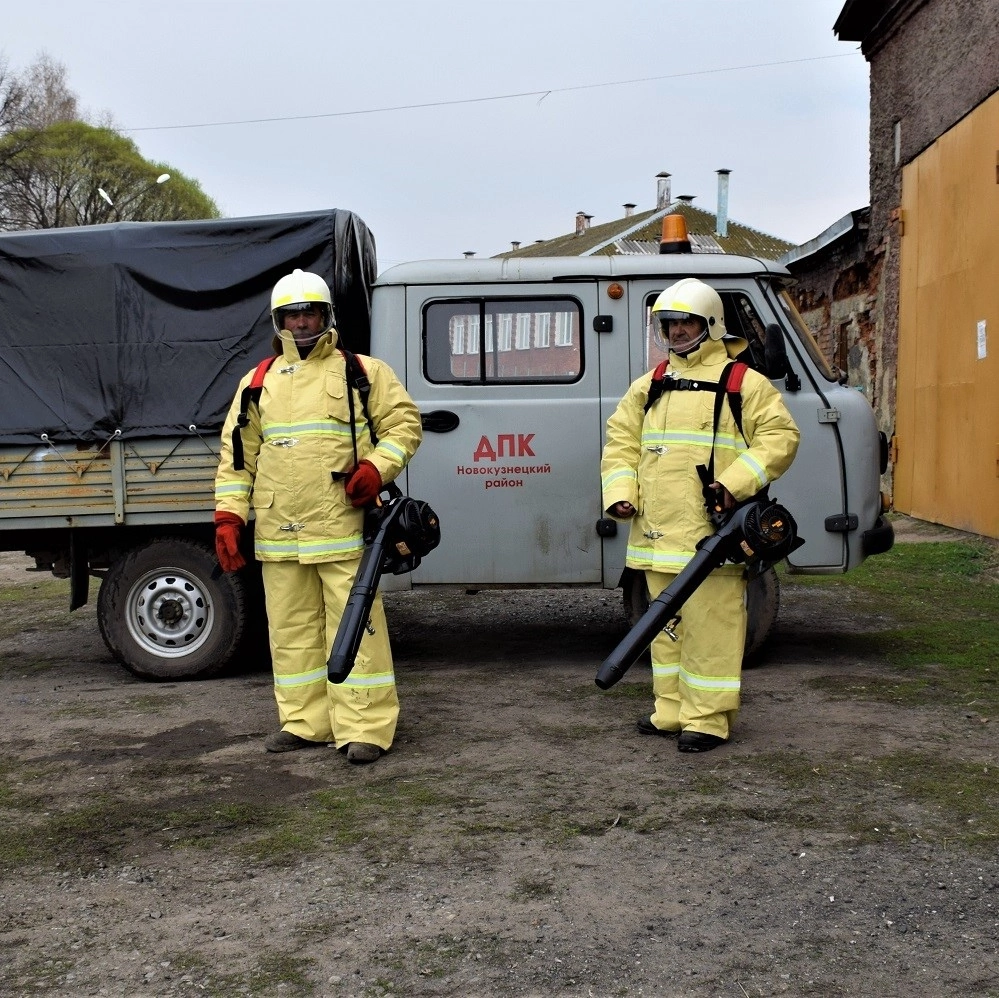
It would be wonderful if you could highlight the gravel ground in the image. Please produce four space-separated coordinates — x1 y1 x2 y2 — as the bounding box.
0 517 997 997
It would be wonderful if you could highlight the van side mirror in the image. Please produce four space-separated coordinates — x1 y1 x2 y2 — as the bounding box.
763 323 788 378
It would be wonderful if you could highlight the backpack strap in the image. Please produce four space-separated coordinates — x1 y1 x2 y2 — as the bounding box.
643 360 671 414
723 361 748 440
339 348 379 475
232 355 277 472
700 361 750 487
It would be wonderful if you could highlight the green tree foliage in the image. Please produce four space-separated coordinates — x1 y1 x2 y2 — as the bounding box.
0 120 220 229
0 52 219 229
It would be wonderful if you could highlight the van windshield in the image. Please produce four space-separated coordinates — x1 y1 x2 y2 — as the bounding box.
770 283 838 382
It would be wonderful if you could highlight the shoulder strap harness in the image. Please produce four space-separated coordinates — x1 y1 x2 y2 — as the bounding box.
642 359 749 492
231 348 375 472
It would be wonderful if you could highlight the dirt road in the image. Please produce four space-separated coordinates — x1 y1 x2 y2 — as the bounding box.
0 537 997 997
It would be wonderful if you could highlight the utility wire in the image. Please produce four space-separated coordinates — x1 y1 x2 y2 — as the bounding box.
125 52 857 133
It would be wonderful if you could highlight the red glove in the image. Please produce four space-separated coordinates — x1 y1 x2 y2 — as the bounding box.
344 460 382 508
214 511 247 572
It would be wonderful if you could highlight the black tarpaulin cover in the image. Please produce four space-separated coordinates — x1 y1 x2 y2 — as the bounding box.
0 208 377 444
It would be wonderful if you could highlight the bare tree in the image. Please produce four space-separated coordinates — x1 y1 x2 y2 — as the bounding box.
0 56 31 134
17 53 78 130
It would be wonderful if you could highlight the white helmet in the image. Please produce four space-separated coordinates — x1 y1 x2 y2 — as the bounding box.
651 278 727 343
270 269 335 335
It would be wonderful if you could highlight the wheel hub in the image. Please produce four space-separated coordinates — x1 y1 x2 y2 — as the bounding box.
124 569 215 658
156 598 185 625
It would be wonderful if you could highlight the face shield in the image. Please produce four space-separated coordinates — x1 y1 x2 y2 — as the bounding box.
274 302 334 349
653 310 709 357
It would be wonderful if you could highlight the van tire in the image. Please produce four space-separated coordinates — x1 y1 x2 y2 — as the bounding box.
97 538 247 681
744 567 780 663
623 566 780 665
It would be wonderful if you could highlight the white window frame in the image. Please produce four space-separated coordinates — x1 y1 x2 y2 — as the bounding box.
466 314 479 354
515 313 531 350
451 316 465 355
498 313 513 352
555 311 574 346
535 312 551 348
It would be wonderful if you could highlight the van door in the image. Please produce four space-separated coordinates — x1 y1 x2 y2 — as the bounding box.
403 282 604 585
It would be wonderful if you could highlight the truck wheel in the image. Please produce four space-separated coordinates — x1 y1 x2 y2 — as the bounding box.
623 566 780 664
97 538 247 681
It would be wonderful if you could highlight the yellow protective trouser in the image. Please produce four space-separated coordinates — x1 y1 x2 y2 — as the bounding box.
646 569 747 740
261 559 399 751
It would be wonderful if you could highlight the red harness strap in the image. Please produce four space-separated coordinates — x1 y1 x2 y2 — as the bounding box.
231 355 277 472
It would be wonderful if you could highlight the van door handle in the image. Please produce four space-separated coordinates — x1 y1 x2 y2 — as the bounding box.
420 410 460 433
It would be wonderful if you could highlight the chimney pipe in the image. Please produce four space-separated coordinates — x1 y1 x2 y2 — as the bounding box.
511 241 521 251
716 169 731 238
655 172 671 210
623 203 636 218
676 194 695 204
463 251 475 259
575 211 587 235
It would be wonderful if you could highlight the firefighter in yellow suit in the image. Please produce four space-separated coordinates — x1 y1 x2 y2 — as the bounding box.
601 278 799 752
214 270 422 764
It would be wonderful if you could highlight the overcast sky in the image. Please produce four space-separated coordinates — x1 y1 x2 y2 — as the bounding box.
3 0 869 268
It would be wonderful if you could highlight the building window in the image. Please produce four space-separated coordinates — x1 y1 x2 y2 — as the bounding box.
450 317 465 355
554 311 574 346
535 312 551 348
515 313 531 350
498 314 513 352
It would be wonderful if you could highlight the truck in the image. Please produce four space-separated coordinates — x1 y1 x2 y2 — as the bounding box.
0 208 893 680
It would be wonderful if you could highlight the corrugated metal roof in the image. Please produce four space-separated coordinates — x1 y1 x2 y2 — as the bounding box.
496 201 794 262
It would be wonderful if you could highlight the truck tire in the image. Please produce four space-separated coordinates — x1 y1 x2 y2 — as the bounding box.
623 566 780 664
97 538 247 681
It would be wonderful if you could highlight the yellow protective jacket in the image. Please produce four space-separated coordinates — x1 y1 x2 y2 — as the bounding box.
601 337 800 574
215 328 422 563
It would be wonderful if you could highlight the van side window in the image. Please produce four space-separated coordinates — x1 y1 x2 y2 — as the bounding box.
643 290 768 372
425 298 582 384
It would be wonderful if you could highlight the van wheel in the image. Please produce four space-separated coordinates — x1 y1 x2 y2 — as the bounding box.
744 567 780 663
97 538 247 681
622 566 780 665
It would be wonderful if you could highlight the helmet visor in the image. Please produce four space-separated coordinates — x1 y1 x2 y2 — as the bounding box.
654 309 702 335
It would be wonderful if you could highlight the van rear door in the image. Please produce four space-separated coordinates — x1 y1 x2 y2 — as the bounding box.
403 282 604 585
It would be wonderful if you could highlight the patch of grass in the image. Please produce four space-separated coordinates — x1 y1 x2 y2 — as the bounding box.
402 931 510 981
229 778 461 865
0 578 67 604
511 874 556 900
126 693 189 714
602 679 653 700
641 749 999 849
169 950 317 998
0 953 76 994
783 540 999 710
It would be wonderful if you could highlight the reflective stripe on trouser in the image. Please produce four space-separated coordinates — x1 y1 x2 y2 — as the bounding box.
646 569 746 740
261 558 399 751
